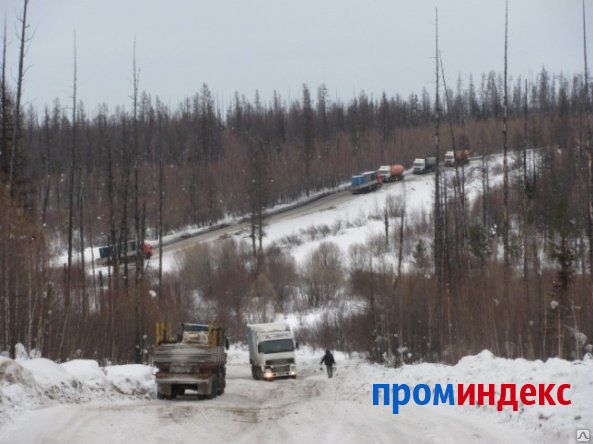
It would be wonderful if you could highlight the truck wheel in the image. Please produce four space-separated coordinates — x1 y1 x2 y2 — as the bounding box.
175 386 185 396
157 392 165 400
251 365 258 380
219 373 226 395
208 377 219 400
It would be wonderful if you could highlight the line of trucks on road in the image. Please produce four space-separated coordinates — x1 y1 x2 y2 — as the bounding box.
153 321 298 400
350 149 470 194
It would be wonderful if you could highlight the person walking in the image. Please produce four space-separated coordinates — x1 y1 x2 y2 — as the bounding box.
320 349 336 378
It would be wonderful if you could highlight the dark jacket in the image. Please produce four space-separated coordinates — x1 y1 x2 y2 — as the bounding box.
320 351 335 367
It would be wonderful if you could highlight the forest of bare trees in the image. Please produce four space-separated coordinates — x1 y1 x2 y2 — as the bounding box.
0 1 592 365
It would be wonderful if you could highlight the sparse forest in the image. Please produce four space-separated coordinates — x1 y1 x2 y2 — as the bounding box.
0 0 592 366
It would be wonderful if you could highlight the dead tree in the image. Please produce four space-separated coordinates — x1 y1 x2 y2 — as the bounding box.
302 84 315 197
8 0 29 200
131 41 143 363
582 0 593 281
502 0 511 308
433 8 445 358
59 33 77 360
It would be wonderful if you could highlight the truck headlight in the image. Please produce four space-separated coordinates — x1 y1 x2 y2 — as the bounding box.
263 369 273 378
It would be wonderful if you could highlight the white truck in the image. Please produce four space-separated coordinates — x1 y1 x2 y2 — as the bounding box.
412 156 437 174
247 322 297 380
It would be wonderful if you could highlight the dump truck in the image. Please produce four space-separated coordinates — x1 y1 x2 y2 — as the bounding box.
154 322 228 400
444 149 470 167
247 322 297 380
350 171 379 194
377 164 405 182
412 156 436 174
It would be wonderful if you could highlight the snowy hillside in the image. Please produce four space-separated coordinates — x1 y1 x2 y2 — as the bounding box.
1 345 591 443
156 152 509 273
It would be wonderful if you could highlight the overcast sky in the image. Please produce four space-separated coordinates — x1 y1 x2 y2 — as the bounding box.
2 0 590 113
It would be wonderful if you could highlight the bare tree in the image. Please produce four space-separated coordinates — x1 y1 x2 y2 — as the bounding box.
502 0 511 306
433 7 445 358
7 0 29 199
59 31 77 360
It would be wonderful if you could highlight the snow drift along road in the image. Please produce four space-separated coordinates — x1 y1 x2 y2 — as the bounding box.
1 346 591 443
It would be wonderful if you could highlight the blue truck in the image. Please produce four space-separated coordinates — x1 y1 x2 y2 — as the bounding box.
350 171 379 194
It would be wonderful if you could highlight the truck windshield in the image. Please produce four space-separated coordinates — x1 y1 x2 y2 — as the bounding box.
258 339 294 354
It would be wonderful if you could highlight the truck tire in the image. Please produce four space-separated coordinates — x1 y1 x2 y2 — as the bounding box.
219 371 226 395
251 365 258 380
208 376 219 400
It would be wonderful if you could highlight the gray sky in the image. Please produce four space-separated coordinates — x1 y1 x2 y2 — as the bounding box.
2 0 590 113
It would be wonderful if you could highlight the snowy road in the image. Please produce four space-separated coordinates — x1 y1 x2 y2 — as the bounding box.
1 350 538 444
156 157 491 268
153 165 434 262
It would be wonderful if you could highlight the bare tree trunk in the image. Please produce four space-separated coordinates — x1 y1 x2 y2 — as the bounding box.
79 182 88 319
502 0 511 310
498 1 513 357
8 0 29 195
131 41 143 363
158 113 164 298
582 0 593 286
433 8 444 358
59 32 77 360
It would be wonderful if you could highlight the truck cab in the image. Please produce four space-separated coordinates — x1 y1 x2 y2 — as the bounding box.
247 323 297 380
413 158 426 174
444 150 455 166
377 165 392 181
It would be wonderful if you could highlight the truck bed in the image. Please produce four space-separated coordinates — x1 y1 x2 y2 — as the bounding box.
154 343 226 368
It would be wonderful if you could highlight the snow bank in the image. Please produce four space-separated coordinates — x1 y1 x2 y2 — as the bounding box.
61 360 109 390
0 357 155 424
104 364 154 395
331 350 593 442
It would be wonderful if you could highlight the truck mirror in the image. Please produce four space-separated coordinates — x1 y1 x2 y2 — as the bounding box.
225 337 230 350
295 341 299 350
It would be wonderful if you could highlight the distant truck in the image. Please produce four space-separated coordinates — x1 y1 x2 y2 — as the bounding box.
97 240 153 265
350 171 380 194
444 149 470 167
247 322 297 380
154 322 228 400
412 156 437 174
377 164 405 182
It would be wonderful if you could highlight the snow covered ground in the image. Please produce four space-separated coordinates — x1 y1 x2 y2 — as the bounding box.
0 354 154 426
50 182 350 272
247 154 505 265
50 152 513 278
1 345 590 443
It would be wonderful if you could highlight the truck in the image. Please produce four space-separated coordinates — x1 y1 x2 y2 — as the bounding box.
412 156 436 174
444 149 470 167
350 171 379 194
377 164 405 182
154 322 228 400
97 240 153 265
247 322 297 380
